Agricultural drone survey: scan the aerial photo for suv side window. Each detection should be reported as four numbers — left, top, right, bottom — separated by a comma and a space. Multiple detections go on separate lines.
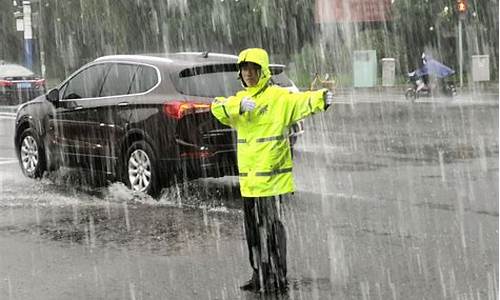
100, 63, 138, 97
62, 64, 109, 100
129, 65, 158, 94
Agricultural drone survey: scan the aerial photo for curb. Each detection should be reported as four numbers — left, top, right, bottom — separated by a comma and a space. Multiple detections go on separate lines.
331, 85, 498, 95
0, 112, 16, 119
0, 106, 17, 113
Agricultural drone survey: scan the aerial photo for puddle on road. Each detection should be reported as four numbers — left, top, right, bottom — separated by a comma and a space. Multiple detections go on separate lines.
33, 203, 243, 255
1, 167, 245, 256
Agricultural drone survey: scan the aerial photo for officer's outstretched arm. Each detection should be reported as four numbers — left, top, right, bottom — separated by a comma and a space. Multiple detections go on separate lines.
211, 96, 241, 127
283, 89, 329, 126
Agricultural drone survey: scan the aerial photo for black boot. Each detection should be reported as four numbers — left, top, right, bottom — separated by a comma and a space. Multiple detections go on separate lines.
262, 273, 288, 293
240, 272, 259, 291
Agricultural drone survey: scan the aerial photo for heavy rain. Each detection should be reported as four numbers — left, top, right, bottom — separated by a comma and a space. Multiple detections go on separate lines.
0, 0, 498, 299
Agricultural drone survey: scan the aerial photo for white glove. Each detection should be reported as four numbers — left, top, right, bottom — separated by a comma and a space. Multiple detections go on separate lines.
325, 90, 334, 106
240, 97, 256, 113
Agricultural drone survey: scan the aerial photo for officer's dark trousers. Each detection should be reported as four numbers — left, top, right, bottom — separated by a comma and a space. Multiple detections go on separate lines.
243, 195, 287, 290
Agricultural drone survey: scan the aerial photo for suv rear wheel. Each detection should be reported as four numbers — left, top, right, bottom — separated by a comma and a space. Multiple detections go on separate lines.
18, 129, 46, 178
124, 141, 160, 197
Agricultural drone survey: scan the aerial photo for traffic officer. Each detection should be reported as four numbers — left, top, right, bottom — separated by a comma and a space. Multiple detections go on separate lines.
211, 48, 333, 293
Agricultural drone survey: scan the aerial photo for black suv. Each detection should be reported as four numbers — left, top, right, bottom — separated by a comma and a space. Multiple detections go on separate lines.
14, 52, 301, 196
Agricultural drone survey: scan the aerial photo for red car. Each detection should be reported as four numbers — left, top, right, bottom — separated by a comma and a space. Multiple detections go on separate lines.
0, 63, 46, 105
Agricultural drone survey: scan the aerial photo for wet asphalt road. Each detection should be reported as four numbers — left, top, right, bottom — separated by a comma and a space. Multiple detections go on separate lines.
0, 95, 498, 299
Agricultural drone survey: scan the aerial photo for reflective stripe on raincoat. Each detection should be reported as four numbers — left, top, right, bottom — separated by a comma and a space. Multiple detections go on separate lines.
211, 48, 328, 197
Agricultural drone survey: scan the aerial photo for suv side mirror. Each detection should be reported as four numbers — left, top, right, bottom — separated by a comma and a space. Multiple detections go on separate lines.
46, 88, 60, 103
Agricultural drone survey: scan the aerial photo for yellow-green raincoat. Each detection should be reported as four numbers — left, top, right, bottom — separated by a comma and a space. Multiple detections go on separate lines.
211, 48, 328, 197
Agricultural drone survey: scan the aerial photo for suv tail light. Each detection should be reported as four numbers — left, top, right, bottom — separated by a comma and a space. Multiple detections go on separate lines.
0, 80, 13, 87
163, 101, 211, 120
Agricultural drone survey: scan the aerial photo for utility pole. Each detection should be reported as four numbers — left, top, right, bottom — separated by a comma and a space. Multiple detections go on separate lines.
458, 17, 463, 87
456, 0, 467, 88
37, 0, 45, 78
22, 0, 33, 70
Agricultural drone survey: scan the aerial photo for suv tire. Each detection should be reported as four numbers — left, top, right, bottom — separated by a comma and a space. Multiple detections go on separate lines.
18, 129, 46, 178
123, 141, 160, 197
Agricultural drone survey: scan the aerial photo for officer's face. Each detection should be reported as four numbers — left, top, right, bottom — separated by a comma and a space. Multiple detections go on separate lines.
240, 62, 261, 87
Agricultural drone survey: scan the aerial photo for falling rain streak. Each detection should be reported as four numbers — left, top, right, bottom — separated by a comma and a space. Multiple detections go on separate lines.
0, 0, 498, 299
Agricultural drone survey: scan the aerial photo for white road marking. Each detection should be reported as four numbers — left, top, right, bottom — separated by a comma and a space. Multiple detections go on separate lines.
0, 160, 18, 165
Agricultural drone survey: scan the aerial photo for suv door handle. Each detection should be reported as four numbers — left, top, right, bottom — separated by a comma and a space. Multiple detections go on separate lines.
118, 102, 129, 106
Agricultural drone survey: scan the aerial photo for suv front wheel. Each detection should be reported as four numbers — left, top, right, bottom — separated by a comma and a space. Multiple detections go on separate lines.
124, 141, 160, 197
18, 129, 46, 178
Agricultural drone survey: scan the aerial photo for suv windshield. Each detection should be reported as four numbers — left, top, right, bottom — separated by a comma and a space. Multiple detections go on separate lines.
173, 64, 293, 98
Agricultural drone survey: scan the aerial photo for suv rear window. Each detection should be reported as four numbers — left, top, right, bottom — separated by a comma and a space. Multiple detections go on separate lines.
269, 67, 293, 88
173, 64, 293, 98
